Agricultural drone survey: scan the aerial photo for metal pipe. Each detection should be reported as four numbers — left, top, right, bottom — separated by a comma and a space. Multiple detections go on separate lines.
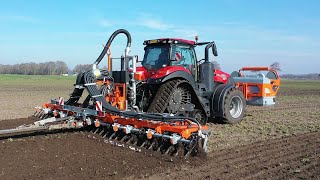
107, 46, 112, 71
204, 42, 213, 62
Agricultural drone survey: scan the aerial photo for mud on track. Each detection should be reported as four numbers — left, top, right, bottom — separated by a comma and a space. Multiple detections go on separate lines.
0, 118, 319, 180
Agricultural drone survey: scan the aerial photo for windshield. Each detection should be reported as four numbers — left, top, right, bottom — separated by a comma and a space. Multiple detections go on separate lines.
142, 44, 170, 70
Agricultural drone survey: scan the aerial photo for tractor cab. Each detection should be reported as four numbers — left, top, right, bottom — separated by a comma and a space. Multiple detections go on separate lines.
142, 38, 198, 77
140, 38, 226, 85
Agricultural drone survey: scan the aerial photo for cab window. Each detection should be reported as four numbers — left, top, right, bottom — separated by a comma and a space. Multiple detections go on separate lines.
171, 45, 196, 74
142, 44, 169, 70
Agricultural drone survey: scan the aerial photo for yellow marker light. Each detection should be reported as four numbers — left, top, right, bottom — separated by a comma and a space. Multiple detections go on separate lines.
147, 131, 153, 139
150, 39, 158, 44
94, 120, 100, 128
113, 124, 119, 132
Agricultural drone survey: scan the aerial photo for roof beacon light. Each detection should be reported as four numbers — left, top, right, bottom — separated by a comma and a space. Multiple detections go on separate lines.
195, 36, 199, 43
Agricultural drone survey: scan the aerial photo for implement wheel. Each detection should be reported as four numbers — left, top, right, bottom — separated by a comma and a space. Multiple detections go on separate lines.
191, 109, 207, 125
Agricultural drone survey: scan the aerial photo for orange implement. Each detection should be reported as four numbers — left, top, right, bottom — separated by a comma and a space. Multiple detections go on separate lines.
232, 66, 280, 106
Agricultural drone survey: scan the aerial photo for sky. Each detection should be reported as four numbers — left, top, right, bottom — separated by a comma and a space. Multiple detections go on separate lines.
0, 0, 319, 74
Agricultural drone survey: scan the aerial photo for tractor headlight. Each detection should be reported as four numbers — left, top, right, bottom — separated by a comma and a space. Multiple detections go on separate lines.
93, 69, 101, 78
92, 64, 101, 78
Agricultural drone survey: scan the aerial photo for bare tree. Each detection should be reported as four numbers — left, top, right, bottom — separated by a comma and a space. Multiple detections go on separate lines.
270, 62, 281, 71
73, 64, 92, 74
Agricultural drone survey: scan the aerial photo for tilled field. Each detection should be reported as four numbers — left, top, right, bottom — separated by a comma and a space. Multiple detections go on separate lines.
0, 77, 319, 179
0, 118, 319, 179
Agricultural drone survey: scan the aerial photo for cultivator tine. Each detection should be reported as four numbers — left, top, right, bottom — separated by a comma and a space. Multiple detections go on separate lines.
33, 111, 39, 117
174, 144, 185, 157
147, 140, 155, 150
40, 113, 47, 120
90, 127, 96, 133
120, 135, 128, 142
98, 129, 105, 136
36, 111, 43, 118
129, 134, 138, 145
102, 129, 111, 138
184, 149, 192, 158
34, 109, 42, 118
125, 136, 134, 144
93, 128, 100, 134
157, 142, 163, 152
139, 139, 148, 148
109, 132, 116, 140
102, 128, 110, 138
114, 133, 121, 140
165, 145, 174, 155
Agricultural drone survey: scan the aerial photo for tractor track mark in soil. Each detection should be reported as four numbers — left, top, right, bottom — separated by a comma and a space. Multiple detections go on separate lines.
208, 131, 315, 160
167, 138, 318, 180
212, 137, 319, 178
223, 140, 320, 179
257, 153, 320, 180
149, 131, 320, 180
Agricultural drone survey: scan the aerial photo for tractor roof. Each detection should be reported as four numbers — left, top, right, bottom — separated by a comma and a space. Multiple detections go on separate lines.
143, 38, 195, 46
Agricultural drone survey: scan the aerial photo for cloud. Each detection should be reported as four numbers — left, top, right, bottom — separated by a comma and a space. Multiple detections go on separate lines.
138, 18, 171, 30
134, 13, 172, 30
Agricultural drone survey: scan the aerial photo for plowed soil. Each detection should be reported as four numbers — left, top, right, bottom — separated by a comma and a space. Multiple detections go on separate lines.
0, 77, 319, 179
0, 118, 319, 180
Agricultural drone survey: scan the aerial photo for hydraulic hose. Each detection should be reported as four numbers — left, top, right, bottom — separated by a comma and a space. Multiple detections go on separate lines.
94, 29, 132, 66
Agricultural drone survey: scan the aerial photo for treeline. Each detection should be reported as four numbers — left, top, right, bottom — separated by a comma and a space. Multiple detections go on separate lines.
281, 73, 320, 80
0, 61, 98, 75
73, 64, 93, 73
0, 61, 68, 75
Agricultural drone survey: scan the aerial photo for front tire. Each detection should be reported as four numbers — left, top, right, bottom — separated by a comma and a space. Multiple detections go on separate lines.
222, 88, 246, 124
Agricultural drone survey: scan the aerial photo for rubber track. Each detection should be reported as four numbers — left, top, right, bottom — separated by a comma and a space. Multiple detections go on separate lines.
147, 79, 188, 114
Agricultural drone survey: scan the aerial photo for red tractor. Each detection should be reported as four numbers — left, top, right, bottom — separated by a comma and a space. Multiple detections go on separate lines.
132, 37, 246, 125
0, 29, 280, 156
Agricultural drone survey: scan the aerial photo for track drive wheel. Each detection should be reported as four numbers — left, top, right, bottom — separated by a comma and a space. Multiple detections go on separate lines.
167, 84, 191, 114
222, 88, 246, 124
147, 80, 192, 115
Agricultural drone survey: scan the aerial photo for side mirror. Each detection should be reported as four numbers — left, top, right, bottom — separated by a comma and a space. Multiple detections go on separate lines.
212, 43, 218, 56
